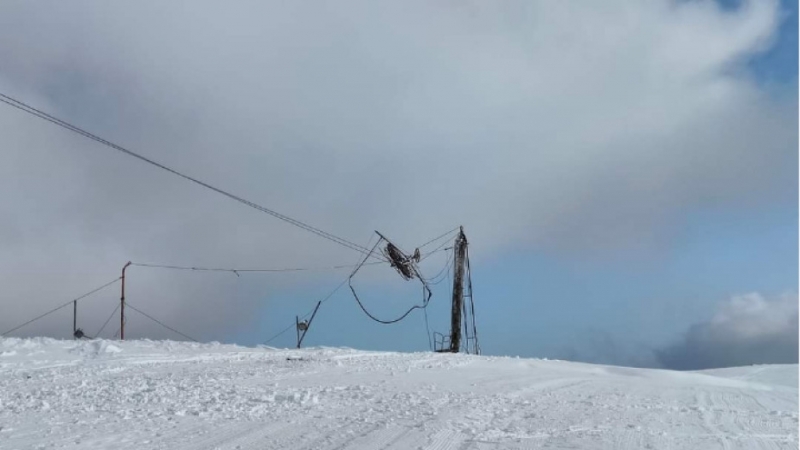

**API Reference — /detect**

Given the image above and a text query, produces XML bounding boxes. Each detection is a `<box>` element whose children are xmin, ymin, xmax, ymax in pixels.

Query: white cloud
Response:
<box><xmin>711</xmin><ymin>292</ymin><xmax>797</xmax><ymax>337</ymax></box>
<box><xmin>657</xmin><ymin>292</ymin><xmax>798</xmax><ymax>369</ymax></box>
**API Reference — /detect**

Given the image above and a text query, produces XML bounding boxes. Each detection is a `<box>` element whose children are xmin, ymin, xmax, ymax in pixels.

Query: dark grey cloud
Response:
<box><xmin>656</xmin><ymin>292</ymin><xmax>798</xmax><ymax>370</ymax></box>
<box><xmin>0</xmin><ymin>1</ymin><xmax>795</xmax><ymax>340</ymax></box>
<box><xmin>554</xmin><ymin>328</ymin><xmax>662</xmax><ymax>369</ymax></box>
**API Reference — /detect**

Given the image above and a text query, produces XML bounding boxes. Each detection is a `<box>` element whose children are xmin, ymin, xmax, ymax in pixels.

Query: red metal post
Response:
<box><xmin>121</xmin><ymin>261</ymin><xmax>132</xmax><ymax>340</ymax></box>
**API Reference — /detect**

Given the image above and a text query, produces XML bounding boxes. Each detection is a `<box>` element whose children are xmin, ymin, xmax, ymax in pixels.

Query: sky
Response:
<box><xmin>0</xmin><ymin>0</ymin><xmax>796</xmax><ymax>370</ymax></box>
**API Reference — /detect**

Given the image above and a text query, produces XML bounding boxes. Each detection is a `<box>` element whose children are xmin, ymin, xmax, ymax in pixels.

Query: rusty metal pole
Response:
<box><xmin>121</xmin><ymin>261</ymin><xmax>132</xmax><ymax>340</ymax></box>
<box><xmin>297</xmin><ymin>301</ymin><xmax>322</xmax><ymax>349</ymax></box>
<box><xmin>296</xmin><ymin>316</ymin><xmax>301</xmax><ymax>349</ymax></box>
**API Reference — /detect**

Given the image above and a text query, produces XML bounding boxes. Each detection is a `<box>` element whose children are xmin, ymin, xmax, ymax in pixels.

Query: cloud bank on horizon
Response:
<box><xmin>657</xmin><ymin>292</ymin><xmax>798</xmax><ymax>370</ymax></box>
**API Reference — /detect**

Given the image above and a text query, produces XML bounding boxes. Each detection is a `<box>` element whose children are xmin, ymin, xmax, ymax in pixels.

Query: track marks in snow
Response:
<box><xmin>425</xmin><ymin>428</ymin><xmax>468</xmax><ymax>450</ymax></box>
<box><xmin>323</xmin><ymin>423</ymin><xmax>423</xmax><ymax>450</ymax></box>
<box><xmin>159</xmin><ymin>417</ymin><xmax>366</xmax><ymax>450</ymax></box>
<box><xmin>699</xmin><ymin>387</ymin><xmax>799</xmax><ymax>450</ymax></box>
<box><xmin>166</xmin><ymin>421</ymin><xmax>259</xmax><ymax>450</ymax></box>
<box><xmin>1</xmin><ymin>340</ymin><xmax>797</xmax><ymax>450</ymax></box>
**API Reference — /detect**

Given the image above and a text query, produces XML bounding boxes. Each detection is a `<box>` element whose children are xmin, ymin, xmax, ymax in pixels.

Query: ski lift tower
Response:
<box><xmin>435</xmin><ymin>227</ymin><xmax>480</xmax><ymax>354</ymax></box>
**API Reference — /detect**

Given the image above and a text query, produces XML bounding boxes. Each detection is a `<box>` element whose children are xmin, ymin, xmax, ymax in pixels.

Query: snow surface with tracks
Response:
<box><xmin>0</xmin><ymin>338</ymin><xmax>796</xmax><ymax>449</ymax></box>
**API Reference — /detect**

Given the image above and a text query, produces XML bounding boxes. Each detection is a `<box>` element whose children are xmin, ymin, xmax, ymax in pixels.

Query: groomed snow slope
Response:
<box><xmin>0</xmin><ymin>338</ymin><xmax>796</xmax><ymax>450</ymax></box>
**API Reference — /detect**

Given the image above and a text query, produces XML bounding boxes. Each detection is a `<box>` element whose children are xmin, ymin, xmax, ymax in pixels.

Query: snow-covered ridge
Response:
<box><xmin>0</xmin><ymin>338</ymin><xmax>796</xmax><ymax>449</ymax></box>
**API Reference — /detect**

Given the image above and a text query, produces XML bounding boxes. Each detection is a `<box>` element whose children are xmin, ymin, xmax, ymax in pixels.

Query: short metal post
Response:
<box><xmin>296</xmin><ymin>316</ymin><xmax>301</xmax><ymax>348</ymax></box>
<box><xmin>297</xmin><ymin>301</ymin><xmax>322</xmax><ymax>349</ymax></box>
<box><xmin>121</xmin><ymin>261</ymin><xmax>132</xmax><ymax>340</ymax></box>
<box><xmin>73</xmin><ymin>300</ymin><xmax>77</xmax><ymax>339</ymax></box>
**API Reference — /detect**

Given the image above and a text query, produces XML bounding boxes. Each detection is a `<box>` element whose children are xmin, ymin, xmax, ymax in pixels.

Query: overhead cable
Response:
<box><xmin>348</xmin><ymin>236</ymin><xmax>433</xmax><ymax>325</ymax></box>
<box><xmin>417</xmin><ymin>226</ymin><xmax>460</xmax><ymax>249</ymax></box>
<box><xmin>262</xmin><ymin>278</ymin><xmax>349</xmax><ymax>345</ymax></box>
<box><xmin>130</xmin><ymin>260</ymin><xmax>384</xmax><ymax>275</ymax></box>
<box><xmin>0</xmin><ymin>277</ymin><xmax>121</xmax><ymax>336</ymax></box>
<box><xmin>94</xmin><ymin>303</ymin><xmax>121</xmax><ymax>339</ymax></box>
<box><xmin>263</xmin><ymin>229</ymin><xmax>454</xmax><ymax>346</ymax></box>
<box><xmin>125</xmin><ymin>302</ymin><xmax>199</xmax><ymax>342</ymax></box>
<box><xmin>0</xmin><ymin>92</ymin><xmax>379</xmax><ymax>260</ymax></box>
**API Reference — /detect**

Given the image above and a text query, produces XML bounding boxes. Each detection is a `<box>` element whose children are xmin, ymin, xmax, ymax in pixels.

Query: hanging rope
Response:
<box><xmin>421</xmin><ymin>251</ymin><xmax>453</xmax><ymax>285</ymax></box>
<box><xmin>125</xmin><ymin>302</ymin><xmax>199</xmax><ymax>342</ymax></box>
<box><xmin>262</xmin><ymin>229</ymin><xmax>456</xmax><ymax>346</ymax></box>
<box><xmin>263</xmin><ymin>279</ymin><xmax>349</xmax><ymax>345</ymax></box>
<box><xmin>464</xmin><ymin>244</ymin><xmax>480</xmax><ymax>354</ymax></box>
<box><xmin>93</xmin><ymin>303</ymin><xmax>121</xmax><ymax>339</ymax></box>
<box><xmin>423</xmin><ymin>305</ymin><xmax>433</xmax><ymax>351</ymax></box>
<box><xmin>263</xmin><ymin>234</ymin><xmax>380</xmax><ymax>345</ymax></box>
<box><xmin>348</xmin><ymin>233</ymin><xmax>433</xmax><ymax>325</ymax></box>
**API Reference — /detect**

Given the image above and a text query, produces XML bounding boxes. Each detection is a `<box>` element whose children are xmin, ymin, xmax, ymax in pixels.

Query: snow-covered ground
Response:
<box><xmin>0</xmin><ymin>338</ymin><xmax>796</xmax><ymax>449</ymax></box>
